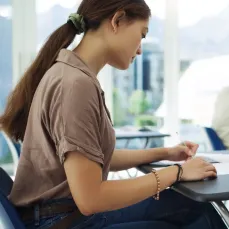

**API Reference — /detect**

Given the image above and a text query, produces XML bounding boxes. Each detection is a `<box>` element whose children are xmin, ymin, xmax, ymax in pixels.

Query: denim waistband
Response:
<box><xmin>40</xmin><ymin>197</ymin><xmax>75</xmax><ymax>205</ymax></box>
<box><xmin>20</xmin><ymin>197</ymin><xmax>77</xmax><ymax>227</ymax></box>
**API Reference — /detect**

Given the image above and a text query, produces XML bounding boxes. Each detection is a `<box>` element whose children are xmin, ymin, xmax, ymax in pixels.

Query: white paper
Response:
<box><xmin>214</xmin><ymin>163</ymin><xmax>229</xmax><ymax>175</ymax></box>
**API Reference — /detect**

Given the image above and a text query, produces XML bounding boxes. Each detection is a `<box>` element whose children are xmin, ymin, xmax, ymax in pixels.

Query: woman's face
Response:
<box><xmin>106</xmin><ymin>17</ymin><xmax>149</xmax><ymax>70</ymax></box>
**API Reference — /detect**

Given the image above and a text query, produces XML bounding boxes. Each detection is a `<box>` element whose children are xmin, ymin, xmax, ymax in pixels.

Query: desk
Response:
<box><xmin>115</xmin><ymin>130</ymin><xmax>170</xmax><ymax>148</ymax></box>
<box><xmin>138</xmin><ymin>163</ymin><xmax>229</xmax><ymax>228</ymax></box>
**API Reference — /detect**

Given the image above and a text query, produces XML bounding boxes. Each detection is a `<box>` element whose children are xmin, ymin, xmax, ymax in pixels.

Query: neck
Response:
<box><xmin>73</xmin><ymin>31</ymin><xmax>108</xmax><ymax>75</ymax></box>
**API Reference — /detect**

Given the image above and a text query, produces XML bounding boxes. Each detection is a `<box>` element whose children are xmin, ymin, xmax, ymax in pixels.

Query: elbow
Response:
<box><xmin>74</xmin><ymin>198</ymin><xmax>99</xmax><ymax>217</ymax></box>
<box><xmin>78</xmin><ymin>206</ymin><xmax>95</xmax><ymax>217</ymax></box>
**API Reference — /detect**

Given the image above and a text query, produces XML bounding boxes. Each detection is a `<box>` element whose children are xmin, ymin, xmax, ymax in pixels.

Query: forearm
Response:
<box><xmin>91</xmin><ymin>166</ymin><xmax>178</xmax><ymax>213</ymax></box>
<box><xmin>110</xmin><ymin>148</ymin><xmax>169</xmax><ymax>171</ymax></box>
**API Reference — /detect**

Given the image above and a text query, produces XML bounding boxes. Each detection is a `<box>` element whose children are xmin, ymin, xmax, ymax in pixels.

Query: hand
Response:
<box><xmin>166</xmin><ymin>141</ymin><xmax>199</xmax><ymax>162</ymax></box>
<box><xmin>181</xmin><ymin>157</ymin><xmax>217</xmax><ymax>181</ymax></box>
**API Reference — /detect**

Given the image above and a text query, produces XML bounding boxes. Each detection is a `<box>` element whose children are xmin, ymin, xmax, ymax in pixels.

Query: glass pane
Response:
<box><xmin>113</xmin><ymin>1</ymin><xmax>165</xmax><ymax>131</ymax></box>
<box><xmin>0</xmin><ymin>0</ymin><xmax>12</xmax><ymax>107</ymax></box>
<box><xmin>36</xmin><ymin>0</ymin><xmax>80</xmax><ymax>50</ymax></box>
<box><xmin>112</xmin><ymin>0</ymin><xmax>166</xmax><ymax>148</ymax></box>
<box><xmin>0</xmin><ymin>0</ymin><xmax>14</xmax><ymax>175</ymax></box>
<box><xmin>178</xmin><ymin>0</ymin><xmax>229</xmax><ymax>150</ymax></box>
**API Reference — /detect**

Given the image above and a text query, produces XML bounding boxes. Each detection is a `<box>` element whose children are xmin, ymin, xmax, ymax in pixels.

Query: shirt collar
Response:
<box><xmin>56</xmin><ymin>49</ymin><xmax>103</xmax><ymax>92</ymax></box>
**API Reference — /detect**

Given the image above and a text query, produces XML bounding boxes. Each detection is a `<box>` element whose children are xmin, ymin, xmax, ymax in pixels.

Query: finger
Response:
<box><xmin>184</xmin><ymin>141</ymin><xmax>195</xmax><ymax>147</ymax></box>
<box><xmin>198</xmin><ymin>156</ymin><xmax>210</xmax><ymax>162</ymax></box>
<box><xmin>194</xmin><ymin>157</ymin><xmax>211</xmax><ymax>167</ymax></box>
<box><xmin>186</xmin><ymin>156</ymin><xmax>193</xmax><ymax>161</ymax></box>
<box><xmin>195</xmin><ymin>156</ymin><xmax>206</xmax><ymax>162</ymax></box>
<box><xmin>192</xmin><ymin>144</ymin><xmax>199</xmax><ymax>155</ymax></box>
<box><xmin>185</xmin><ymin>141</ymin><xmax>198</xmax><ymax>147</ymax></box>
<box><xmin>184</xmin><ymin>141</ymin><xmax>199</xmax><ymax>155</ymax></box>
<box><xmin>205</xmin><ymin>165</ymin><xmax>217</xmax><ymax>173</ymax></box>
<box><xmin>200</xmin><ymin>158</ymin><xmax>215</xmax><ymax>167</ymax></box>
<box><xmin>179</xmin><ymin>145</ymin><xmax>193</xmax><ymax>157</ymax></box>
<box><xmin>204</xmin><ymin>171</ymin><xmax>217</xmax><ymax>179</ymax></box>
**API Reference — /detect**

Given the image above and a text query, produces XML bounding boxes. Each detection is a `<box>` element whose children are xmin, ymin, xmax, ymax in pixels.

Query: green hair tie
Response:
<box><xmin>67</xmin><ymin>13</ymin><xmax>86</xmax><ymax>34</ymax></box>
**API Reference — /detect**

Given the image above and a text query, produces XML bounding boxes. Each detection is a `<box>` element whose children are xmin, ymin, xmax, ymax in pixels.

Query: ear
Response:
<box><xmin>111</xmin><ymin>11</ymin><xmax>126</xmax><ymax>33</ymax></box>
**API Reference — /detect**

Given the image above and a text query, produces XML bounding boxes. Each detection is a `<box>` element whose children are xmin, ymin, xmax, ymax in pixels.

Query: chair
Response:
<box><xmin>204</xmin><ymin>127</ymin><xmax>227</xmax><ymax>151</ymax></box>
<box><xmin>13</xmin><ymin>142</ymin><xmax>21</xmax><ymax>157</ymax></box>
<box><xmin>0</xmin><ymin>167</ymin><xmax>13</xmax><ymax>196</ymax></box>
<box><xmin>0</xmin><ymin>167</ymin><xmax>25</xmax><ymax>229</ymax></box>
<box><xmin>1</xmin><ymin>132</ymin><xmax>21</xmax><ymax>175</ymax></box>
<box><xmin>0</xmin><ymin>192</ymin><xmax>26</xmax><ymax>229</ymax></box>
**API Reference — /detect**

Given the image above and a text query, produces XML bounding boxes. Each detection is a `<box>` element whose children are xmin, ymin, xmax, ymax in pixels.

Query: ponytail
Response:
<box><xmin>0</xmin><ymin>0</ymin><xmax>151</xmax><ymax>142</ymax></box>
<box><xmin>0</xmin><ymin>23</ymin><xmax>77</xmax><ymax>141</ymax></box>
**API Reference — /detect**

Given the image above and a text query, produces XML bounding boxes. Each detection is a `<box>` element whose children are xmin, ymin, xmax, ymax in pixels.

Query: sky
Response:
<box><xmin>36</xmin><ymin>0</ymin><xmax>229</xmax><ymax>27</ymax></box>
<box><xmin>1</xmin><ymin>0</ymin><xmax>229</xmax><ymax>27</ymax></box>
<box><xmin>146</xmin><ymin>0</ymin><xmax>229</xmax><ymax>27</ymax></box>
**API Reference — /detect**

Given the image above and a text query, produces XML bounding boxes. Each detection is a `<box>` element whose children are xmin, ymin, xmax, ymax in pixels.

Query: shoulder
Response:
<box><xmin>48</xmin><ymin>62</ymin><xmax>102</xmax><ymax>101</ymax></box>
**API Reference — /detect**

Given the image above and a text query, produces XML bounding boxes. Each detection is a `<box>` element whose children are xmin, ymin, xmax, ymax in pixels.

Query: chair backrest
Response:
<box><xmin>13</xmin><ymin>142</ymin><xmax>21</xmax><ymax>157</ymax></box>
<box><xmin>2</xmin><ymin>132</ymin><xmax>20</xmax><ymax>162</ymax></box>
<box><xmin>204</xmin><ymin>127</ymin><xmax>227</xmax><ymax>151</ymax></box>
<box><xmin>0</xmin><ymin>192</ymin><xmax>25</xmax><ymax>229</ymax></box>
<box><xmin>0</xmin><ymin>167</ymin><xmax>13</xmax><ymax>196</ymax></box>
<box><xmin>0</xmin><ymin>167</ymin><xmax>25</xmax><ymax>229</ymax></box>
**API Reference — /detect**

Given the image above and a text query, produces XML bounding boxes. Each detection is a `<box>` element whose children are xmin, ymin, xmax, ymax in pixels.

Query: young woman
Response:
<box><xmin>0</xmin><ymin>0</ymin><xmax>226</xmax><ymax>228</ymax></box>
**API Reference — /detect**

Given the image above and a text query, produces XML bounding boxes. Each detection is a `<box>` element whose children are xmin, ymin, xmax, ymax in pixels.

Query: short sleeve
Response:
<box><xmin>51</xmin><ymin>75</ymin><xmax>103</xmax><ymax>165</ymax></box>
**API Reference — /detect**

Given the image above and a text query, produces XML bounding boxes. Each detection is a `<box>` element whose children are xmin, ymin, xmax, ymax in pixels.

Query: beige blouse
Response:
<box><xmin>9</xmin><ymin>49</ymin><xmax>116</xmax><ymax>206</ymax></box>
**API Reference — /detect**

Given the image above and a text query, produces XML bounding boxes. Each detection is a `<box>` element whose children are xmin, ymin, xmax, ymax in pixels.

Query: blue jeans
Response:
<box><xmin>24</xmin><ymin>189</ymin><xmax>226</xmax><ymax>229</ymax></box>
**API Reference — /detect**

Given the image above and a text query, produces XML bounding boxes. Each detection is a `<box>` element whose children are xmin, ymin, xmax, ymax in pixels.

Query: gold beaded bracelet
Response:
<box><xmin>151</xmin><ymin>169</ymin><xmax>160</xmax><ymax>200</ymax></box>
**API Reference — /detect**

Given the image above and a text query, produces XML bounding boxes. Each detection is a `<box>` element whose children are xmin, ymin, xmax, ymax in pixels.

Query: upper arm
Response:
<box><xmin>64</xmin><ymin>151</ymin><xmax>102</xmax><ymax>216</ymax></box>
<box><xmin>51</xmin><ymin>75</ymin><xmax>104</xmax><ymax>165</ymax></box>
<box><xmin>50</xmin><ymin>74</ymin><xmax>104</xmax><ymax>214</ymax></box>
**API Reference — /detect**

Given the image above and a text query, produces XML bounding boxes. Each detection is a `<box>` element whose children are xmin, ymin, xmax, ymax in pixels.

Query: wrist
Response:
<box><xmin>164</xmin><ymin>165</ymin><xmax>182</xmax><ymax>185</ymax></box>
<box><xmin>164</xmin><ymin>147</ymin><xmax>171</xmax><ymax>160</ymax></box>
<box><xmin>163</xmin><ymin>165</ymin><xmax>178</xmax><ymax>184</ymax></box>
<box><xmin>172</xmin><ymin>164</ymin><xmax>183</xmax><ymax>184</ymax></box>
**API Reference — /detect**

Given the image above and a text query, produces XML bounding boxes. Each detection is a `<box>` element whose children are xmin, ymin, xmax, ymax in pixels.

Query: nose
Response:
<box><xmin>136</xmin><ymin>44</ymin><xmax>142</xmax><ymax>55</ymax></box>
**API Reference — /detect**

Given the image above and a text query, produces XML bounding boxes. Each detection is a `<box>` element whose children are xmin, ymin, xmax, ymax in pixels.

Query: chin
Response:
<box><xmin>110</xmin><ymin>62</ymin><xmax>130</xmax><ymax>70</ymax></box>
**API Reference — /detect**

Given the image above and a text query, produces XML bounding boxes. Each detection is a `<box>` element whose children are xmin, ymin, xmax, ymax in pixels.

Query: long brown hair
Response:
<box><xmin>0</xmin><ymin>0</ymin><xmax>151</xmax><ymax>142</ymax></box>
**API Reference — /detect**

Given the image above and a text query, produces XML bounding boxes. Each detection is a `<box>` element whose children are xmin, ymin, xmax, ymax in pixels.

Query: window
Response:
<box><xmin>36</xmin><ymin>0</ymin><xmax>80</xmax><ymax>50</ymax></box>
<box><xmin>0</xmin><ymin>1</ymin><xmax>12</xmax><ymax>112</ymax></box>
<box><xmin>177</xmin><ymin>0</ymin><xmax>229</xmax><ymax>150</ymax></box>
<box><xmin>178</xmin><ymin>0</ymin><xmax>229</xmax><ymax>126</ymax></box>
<box><xmin>113</xmin><ymin>1</ymin><xmax>166</xmax><ymax>130</ymax></box>
<box><xmin>0</xmin><ymin>0</ymin><xmax>14</xmax><ymax>174</ymax></box>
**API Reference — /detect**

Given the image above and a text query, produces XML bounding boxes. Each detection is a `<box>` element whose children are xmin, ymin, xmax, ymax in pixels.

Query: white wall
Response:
<box><xmin>12</xmin><ymin>0</ymin><xmax>37</xmax><ymax>87</ymax></box>
<box><xmin>163</xmin><ymin>0</ymin><xmax>180</xmax><ymax>144</ymax></box>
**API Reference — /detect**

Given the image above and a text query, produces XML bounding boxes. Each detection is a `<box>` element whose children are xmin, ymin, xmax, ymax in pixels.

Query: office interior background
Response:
<box><xmin>1</xmin><ymin>0</ymin><xmax>229</xmax><ymax>175</ymax></box>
